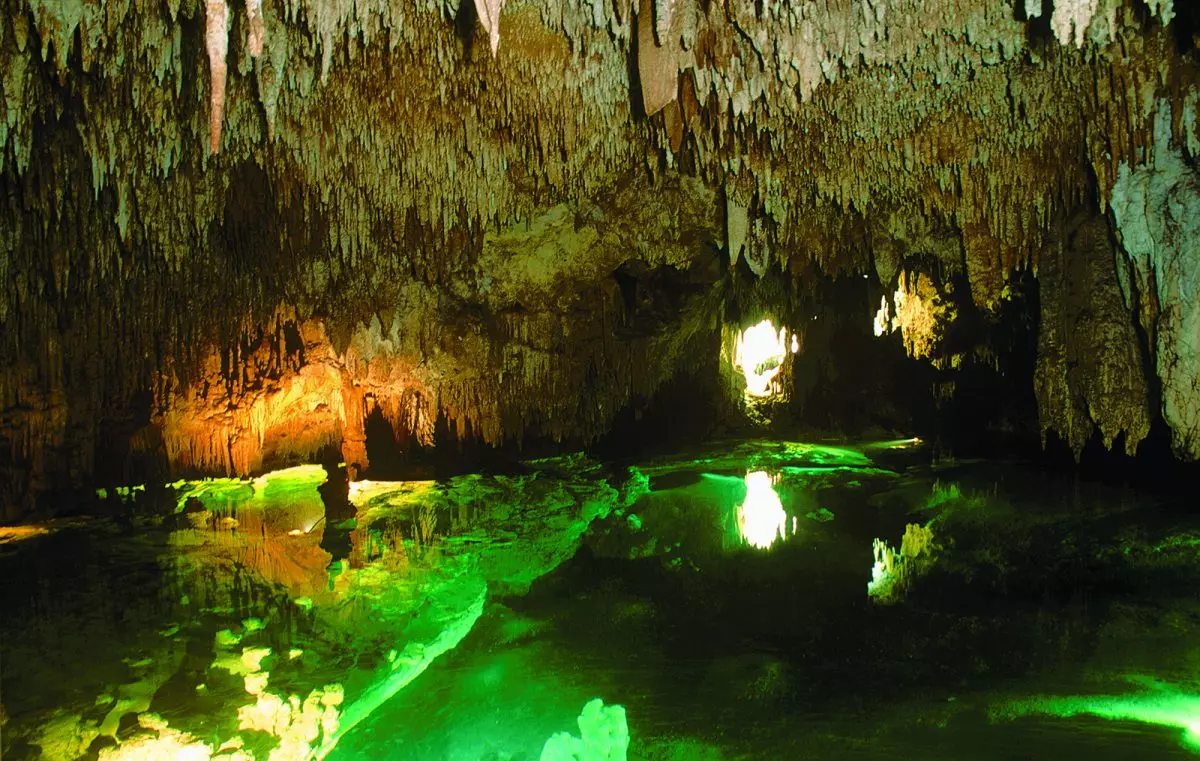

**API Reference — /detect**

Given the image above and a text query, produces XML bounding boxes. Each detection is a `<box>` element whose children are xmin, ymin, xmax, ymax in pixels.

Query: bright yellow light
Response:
<box><xmin>347</xmin><ymin>479</ymin><xmax>371</xmax><ymax>501</ymax></box>
<box><xmin>864</xmin><ymin>437</ymin><xmax>923</xmax><ymax>450</ymax></box>
<box><xmin>738</xmin><ymin>471</ymin><xmax>786</xmax><ymax>549</ymax></box>
<box><xmin>0</xmin><ymin>525</ymin><xmax>50</xmax><ymax>544</ymax></box>
<box><xmin>735</xmin><ymin>319</ymin><xmax>790</xmax><ymax>397</ymax></box>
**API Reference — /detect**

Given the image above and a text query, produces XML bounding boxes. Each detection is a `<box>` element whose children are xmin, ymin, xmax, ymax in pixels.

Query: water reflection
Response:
<box><xmin>14</xmin><ymin>441</ymin><xmax>1200</xmax><ymax>761</ymax></box>
<box><xmin>737</xmin><ymin>471</ymin><xmax>787</xmax><ymax>549</ymax></box>
<box><xmin>0</xmin><ymin>459</ymin><xmax>621</xmax><ymax>761</ymax></box>
<box><xmin>0</xmin><ymin>524</ymin><xmax>52</xmax><ymax>544</ymax></box>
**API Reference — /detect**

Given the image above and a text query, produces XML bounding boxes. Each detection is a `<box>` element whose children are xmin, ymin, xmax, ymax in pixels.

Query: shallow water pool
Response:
<box><xmin>3</xmin><ymin>441</ymin><xmax>1198</xmax><ymax>760</ymax></box>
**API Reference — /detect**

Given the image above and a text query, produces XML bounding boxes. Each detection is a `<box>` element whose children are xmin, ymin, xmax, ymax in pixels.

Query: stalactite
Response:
<box><xmin>654</xmin><ymin>0</ymin><xmax>676</xmax><ymax>43</ymax></box>
<box><xmin>473</xmin><ymin>0</ymin><xmax>505</xmax><ymax>56</ymax></box>
<box><xmin>638</xmin><ymin>0</ymin><xmax>678</xmax><ymax>115</ymax></box>
<box><xmin>1</xmin><ymin>0</ymin><xmax>1199</xmax><ymax>513</ymax></box>
<box><xmin>246</xmin><ymin>0</ymin><xmax>266</xmax><ymax>58</ymax></box>
<box><xmin>881</xmin><ymin>271</ymin><xmax>957</xmax><ymax>364</ymax></box>
<box><xmin>1051</xmin><ymin>0</ymin><xmax>1101</xmax><ymax>48</ymax></box>
<box><xmin>206</xmin><ymin>0</ymin><xmax>230</xmax><ymax>154</ymax></box>
<box><xmin>1110</xmin><ymin>102</ymin><xmax>1200</xmax><ymax>459</ymax></box>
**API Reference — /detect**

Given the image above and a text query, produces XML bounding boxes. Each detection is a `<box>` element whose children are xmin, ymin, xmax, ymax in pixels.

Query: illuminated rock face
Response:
<box><xmin>143</xmin><ymin>176</ymin><xmax>722</xmax><ymax>483</ymax></box>
<box><xmin>1110</xmin><ymin>104</ymin><xmax>1200</xmax><ymax>460</ymax></box>
<box><xmin>1</xmin><ymin>0</ymin><xmax>1199</xmax><ymax>511</ymax></box>
<box><xmin>875</xmin><ymin>271</ymin><xmax>957</xmax><ymax>364</ymax></box>
<box><xmin>0</xmin><ymin>173</ymin><xmax>723</xmax><ymax>514</ymax></box>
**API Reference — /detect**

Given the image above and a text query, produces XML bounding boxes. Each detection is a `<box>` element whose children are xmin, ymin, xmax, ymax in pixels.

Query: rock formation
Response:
<box><xmin>1</xmin><ymin>0</ymin><xmax>1198</xmax><ymax>517</ymax></box>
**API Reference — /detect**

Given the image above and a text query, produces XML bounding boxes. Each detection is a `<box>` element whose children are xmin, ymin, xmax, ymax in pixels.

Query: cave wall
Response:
<box><xmin>1034</xmin><ymin>213</ymin><xmax>1152</xmax><ymax>456</ymax></box>
<box><xmin>1</xmin><ymin>0</ymin><xmax>1199</xmax><ymax>517</ymax></box>
<box><xmin>1110</xmin><ymin>103</ymin><xmax>1200</xmax><ymax>458</ymax></box>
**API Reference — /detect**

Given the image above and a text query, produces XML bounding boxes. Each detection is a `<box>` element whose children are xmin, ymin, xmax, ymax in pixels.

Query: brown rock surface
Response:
<box><xmin>1</xmin><ymin>0</ymin><xmax>1198</xmax><ymax>514</ymax></box>
<box><xmin>1034</xmin><ymin>214</ymin><xmax>1152</xmax><ymax>457</ymax></box>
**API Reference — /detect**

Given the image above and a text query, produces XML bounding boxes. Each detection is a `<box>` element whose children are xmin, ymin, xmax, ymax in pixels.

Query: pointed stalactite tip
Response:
<box><xmin>473</xmin><ymin>0</ymin><xmax>505</xmax><ymax>57</ymax></box>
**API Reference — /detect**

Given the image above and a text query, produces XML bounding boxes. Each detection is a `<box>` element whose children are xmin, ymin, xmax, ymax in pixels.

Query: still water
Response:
<box><xmin>2</xmin><ymin>440</ymin><xmax>1198</xmax><ymax>760</ymax></box>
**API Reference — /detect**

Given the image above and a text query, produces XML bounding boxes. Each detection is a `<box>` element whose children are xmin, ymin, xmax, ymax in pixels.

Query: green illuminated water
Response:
<box><xmin>2</xmin><ymin>441</ymin><xmax>1199</xmax><ymax>760</ymax></box>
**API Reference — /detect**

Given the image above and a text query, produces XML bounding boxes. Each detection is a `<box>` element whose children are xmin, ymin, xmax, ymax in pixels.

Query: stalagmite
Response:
<box><xmin>205</xmin><ymin>0</ymin><xmax>229</xmax><ymax>154</ymax></box>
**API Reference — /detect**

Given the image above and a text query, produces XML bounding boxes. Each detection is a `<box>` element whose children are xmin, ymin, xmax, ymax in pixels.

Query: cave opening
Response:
<box><xmin>732</xmin><ymin>318</ymin><xmax>795</xmax><ymax>399</ymax></box>
<box><xmin>3</xmin><ymin>1</ymin><xmax>1200</xmax><ymax>759</ymax></box>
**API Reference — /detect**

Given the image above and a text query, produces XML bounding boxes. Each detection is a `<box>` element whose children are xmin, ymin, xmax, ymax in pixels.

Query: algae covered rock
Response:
<box><xmin>540</xmin><ymin>699</ymin><xmax>629</xmax><ymax>761</ymax></box>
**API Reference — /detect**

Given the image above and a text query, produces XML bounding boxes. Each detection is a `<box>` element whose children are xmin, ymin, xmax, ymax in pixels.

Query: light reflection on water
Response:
<box><xmin>737</xmin><ymin>470</ymin><xmax>787</xmax><ymax>549</ymax></box>
<box><xmin>5</xmin><ymin>441</ymin><xmax>1200</xmax><ymax>761</ymax></box>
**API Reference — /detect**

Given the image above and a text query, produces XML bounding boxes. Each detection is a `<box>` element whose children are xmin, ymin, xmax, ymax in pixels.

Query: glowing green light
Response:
<box><xmin>994</xmin><ymin>680</ymin><xmax>1200</xmax><ymax>752</ymax></box>
<box><xmin>252</xmin><ymin>464</ymin><xmax>327</xmax><ymax>500</ymax></box>
<box><xmin>638</xmin><ymin>440</ymin><xmax>877</xmax><ymax>478</ymax></box>
<box><xmin>312</xmin><ymin>581</ymin><xmax>486</xmax><ymax>760</ymax></box>
<box><xmin>775</xmin><ymin>441</ymin><xmax>872</xmax><ymax>467</ymax></box>
<box><xmin>346</xmin><ymin>477</ymin><xmax>439</xmax><ymax>516</ymax></box>
<box><xmin>172</xmin><ymin>465</ymin><xmax>327</xmax><ymax>535</ymax></box>
<box><xmin>541</xmin><ymin>699</ymin><xmax>629</xmax><ymax>760</ymax></box>
<box><xmin>174</xmin><ymin>464</ymin><xmax>326</xmax><ymax>512</ymax></box>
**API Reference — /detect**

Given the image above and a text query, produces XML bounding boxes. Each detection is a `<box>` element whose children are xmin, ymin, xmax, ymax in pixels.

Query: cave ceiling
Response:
<box><xmin>1</xmin><ymin>0</ymin><xmax>1199</xmax><ymax>512</ymax></box>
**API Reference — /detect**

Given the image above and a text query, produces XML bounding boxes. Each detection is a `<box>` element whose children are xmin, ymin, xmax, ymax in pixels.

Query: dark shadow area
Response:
<box><xmin>1172</xmin><ymin>0</ymin><xmax>1199</xmax><ymax>56</ymax></box>
<box><xmin>450</xmin><ymin>0</ymin><xmax>478</xmax><ymax>61</ymax></box>
<box><xmin>362</xmin><ymin>406</ymin><xmax>541</xmax><ymax>482</ymax></box>
<box><xmin>363</xmin><ymin>406</ymin><xmax>409</xmax><ymax>478</ymax></box>
<box><xmin>626</xmin><ymin>7</ymin><xmax>648</xmax><ymax>124</ymax></box>
<box><xmin>1021</xmin><ymin>0</ymin><xmax>1057</xmax><ymax>51</ymax></box>
<box><xmin>932</xmin><ymin>266</ymin><xmax>1042</xmax><ymax>458</ymax></box>
<box><xmin>774</xmin><ymin>271</ymin><xmax>937</xmax><ymax>439</ymax></box>
<box><xmin>318</xmin><ymin>445</ymin><xmax>354</xmax><ymax>562</ymax></box>
<box><xmin>717</xmin><ymin>265</ymin><xmax>1041</xmax><ymax>454</ymax></box>
<box><xmin>590</xmin><ymin>353</ymin><xmax>727</xmax><ymax>465</ymax></box>
<box><xmin>1042</xmin><ymin>421</ymin><xmax>1200</xmax><ymax>501</ymax></box>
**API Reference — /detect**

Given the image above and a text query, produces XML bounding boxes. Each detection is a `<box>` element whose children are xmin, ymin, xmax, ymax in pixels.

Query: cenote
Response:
<box><xmin>3</xmin><ymin>438</ymin><xmax>1200</xmax><ymax>760</ymax></box>
<box><xmin>3</xmin><ymin>1</ymin><xmax>1200</xmax><ymax>759</ymax></box>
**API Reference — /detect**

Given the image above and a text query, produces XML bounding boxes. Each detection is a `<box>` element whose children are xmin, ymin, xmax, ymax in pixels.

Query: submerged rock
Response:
<box><xmin>3</xmin><ymin>456</ymin><xmax>624</xmax><ymax>761</ymax></box>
